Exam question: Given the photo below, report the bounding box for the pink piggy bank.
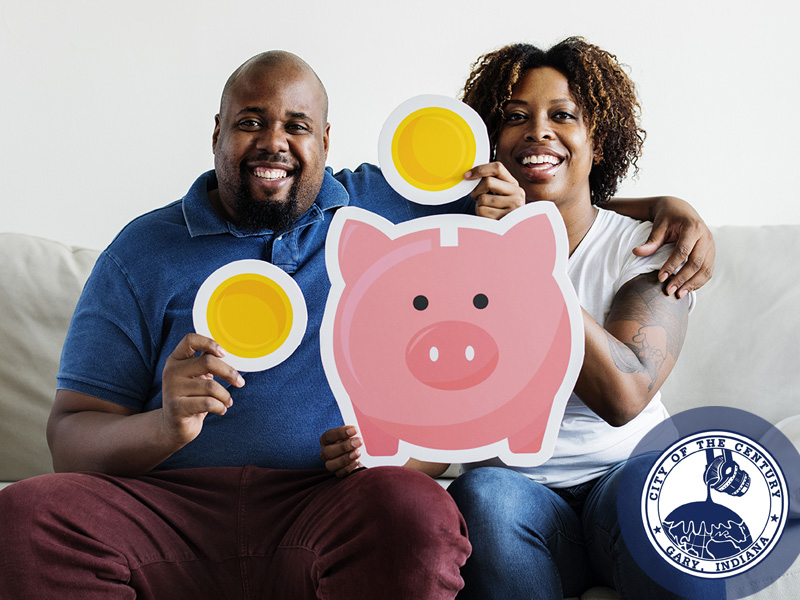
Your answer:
[320,202,583,467]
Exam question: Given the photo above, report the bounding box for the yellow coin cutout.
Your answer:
[206,273,293,359]
[391,106,476,191]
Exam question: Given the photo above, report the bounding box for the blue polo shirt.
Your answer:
[57,164,473,471]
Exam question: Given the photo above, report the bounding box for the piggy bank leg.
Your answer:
[507,411,548,455]
[353,409,400,457]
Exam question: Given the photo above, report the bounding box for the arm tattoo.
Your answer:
[605,271,689,391]
[605,327,666,391]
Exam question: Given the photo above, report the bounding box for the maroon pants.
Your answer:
[0,466,470,599]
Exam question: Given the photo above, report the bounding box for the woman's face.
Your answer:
[495,67,595,208]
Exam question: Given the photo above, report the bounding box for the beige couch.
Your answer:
[1,229,799,599]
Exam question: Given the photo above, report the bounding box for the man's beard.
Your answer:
[233,167,300,233]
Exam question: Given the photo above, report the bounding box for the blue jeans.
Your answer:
[448,456,726,599]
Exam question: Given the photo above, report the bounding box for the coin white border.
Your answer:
[192,259,307,372]
[377,94,491,205]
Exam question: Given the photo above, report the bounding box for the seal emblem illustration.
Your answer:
[642,430,788,578]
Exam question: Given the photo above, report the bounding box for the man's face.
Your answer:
[212,63,330,231]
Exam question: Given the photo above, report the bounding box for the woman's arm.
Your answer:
[574,271,691,426]
[607,196,715,297]
[464,161,526,219]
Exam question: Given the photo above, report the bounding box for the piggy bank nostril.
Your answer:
[429,346,439,362]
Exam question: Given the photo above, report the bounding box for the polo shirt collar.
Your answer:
[183,168,350,238]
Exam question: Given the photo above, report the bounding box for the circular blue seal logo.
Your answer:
[642,430,787,578]
[618,407,800,599]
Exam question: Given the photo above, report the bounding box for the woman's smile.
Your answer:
[496,66,595,208]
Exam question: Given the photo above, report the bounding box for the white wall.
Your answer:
[1,0,798,249]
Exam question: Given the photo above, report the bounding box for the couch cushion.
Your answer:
[0,233,98,481]
[661,225,800,425]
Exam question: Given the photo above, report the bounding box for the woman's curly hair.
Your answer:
[461,37,645,204]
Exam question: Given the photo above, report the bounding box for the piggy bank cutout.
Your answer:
[320,202,584,467]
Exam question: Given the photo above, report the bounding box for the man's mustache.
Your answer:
[244,153,300,172]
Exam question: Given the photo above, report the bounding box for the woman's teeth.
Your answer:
[521,155,560,166]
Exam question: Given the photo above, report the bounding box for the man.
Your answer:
[0,51,472,600]
[0,51,711,599]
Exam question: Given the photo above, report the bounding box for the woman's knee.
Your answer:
[448,467,568,555]
[448,467,544,523]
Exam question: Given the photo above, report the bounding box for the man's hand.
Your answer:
[160,333,244,448]
[47,333,244,475]
[320,425,363,478]
[465,162,526,220]
[632,196,715,298]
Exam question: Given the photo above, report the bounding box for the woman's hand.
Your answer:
[465,162,526,220]
[320,425,363,478]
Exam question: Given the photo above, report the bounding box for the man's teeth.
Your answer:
[254,168,288,180]
[521,155,560,166]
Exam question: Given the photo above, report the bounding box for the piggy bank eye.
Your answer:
[473,293,489,309]
[413,295,429,311]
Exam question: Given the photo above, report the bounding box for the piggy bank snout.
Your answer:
[405,321,499,390]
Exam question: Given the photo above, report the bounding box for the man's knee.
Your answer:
[0,478,34,534]
[0,472,125,551]
[310,467,470,598]
[0,474,92,586]
[345,467,466,541]
[0,474,63,532]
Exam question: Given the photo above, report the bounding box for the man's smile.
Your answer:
[245,162,298,195]
[253,167,290,180]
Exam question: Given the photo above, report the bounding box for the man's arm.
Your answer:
[320,426,450,478]
[464,165,714,296]
[573,271,691,427]
[47,333,243,476]
[606,196,715,297]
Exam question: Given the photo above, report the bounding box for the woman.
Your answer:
[447,38,722,599]
[320,37,719,598]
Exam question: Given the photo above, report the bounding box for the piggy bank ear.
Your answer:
[502,212,558,268]
[338,218,394,283]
